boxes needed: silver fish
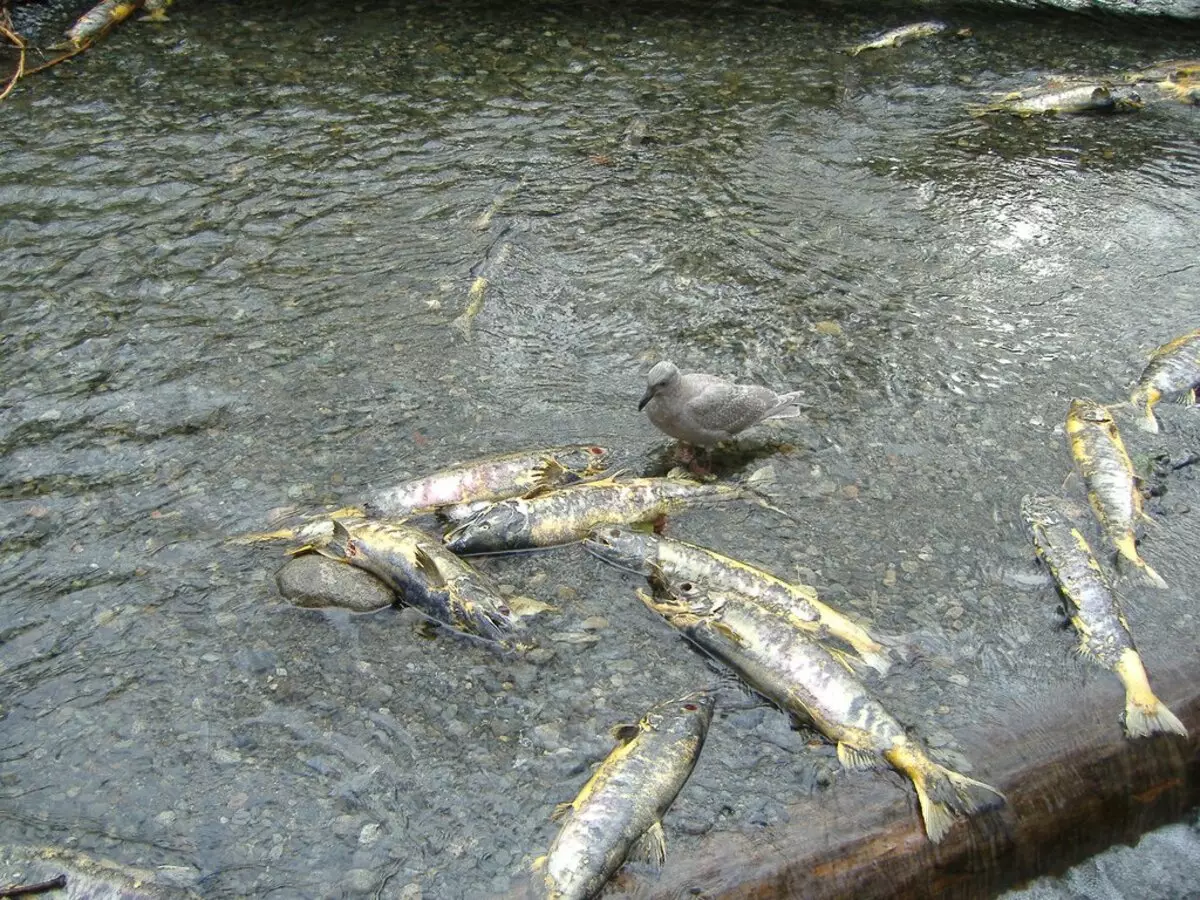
[643,577,1003,844]
[531,691,714,900]
[846,21,947,56]
[583,524,891,675]
[1066,398,1166,589]
[366,445,611,518]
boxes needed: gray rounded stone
[275,555,394,612]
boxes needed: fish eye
[498,605,510,616]
[682,703,698,711]
[589,446,605,455]
[479,522,492,531]
[680,581,694,591]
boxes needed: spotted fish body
[1065,398,1166,589]
[641,579,1003,844]
[307,519,516,644]
[366,445,611,518]
[443,475,753,554]
[846,21,946,55]
[583,525,890,675]
[1129,328,1200,433]
[1020,495,1186,739]
[532,691,714,900]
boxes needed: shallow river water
[1,1,1199,898]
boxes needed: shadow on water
[1,0,1199,897]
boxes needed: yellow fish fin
[629,820,667,869]
[836,742,882,771]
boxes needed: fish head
[581,524,657,573]
[651,573,726,616]
[642,689,717,741]
[558,444,613,477]
[443,501,532,554]
[455,578,518,640]
[1019,493,1062,538]
[1067,398,1112,427]
[1112,88,1145,111]
[639,360,680,410]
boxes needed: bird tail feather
[764,391,805,420]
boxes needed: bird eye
[682,703,699,711]
[589,446,605,455]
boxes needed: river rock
[275,556,394,612]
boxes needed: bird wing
[684,383,776,436]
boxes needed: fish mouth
[637,389,653,411]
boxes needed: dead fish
[1020,494,1186,738]
[531,691,714,900]
[1129,328,1200,433]
[845,21,947,56]
[642,578,1004,844]
[303,519,517,644]
[1066,398,1166,589]
[366,445,611,518]
[977,81,1144,117]
[583,524,892,675]
[1124,58,1200,83]
[443,471,774,555]
[61,0,140,49]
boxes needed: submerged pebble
[275,555,395,612]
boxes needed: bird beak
[637,388,653,411]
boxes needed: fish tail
[1116,649,1188,738]
[1125,695,1188,739]
[1115,535,1168,589]
[856,641,892,677]
[229,526,299,544]
[1129,387,1161,433]
[890,743,1005,843]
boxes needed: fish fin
[1138,558,1168,590]
[711,620,747,647]
[234,526,300,544]
[610,722,642,743]
[530,854,547,873]
[912,759,1006,844]
[550,801,574,822]
[742,465,777,489]
[629,820,667,869]
[1133,407,1162,433]
[506,595,557,619]
[1124,695,1188,739]
[531,458,567,486]
[828,646,869,676]
[299,519,353,560]
[837,742,883,771]
[413,546,447,587]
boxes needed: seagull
[638,360,805,448]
